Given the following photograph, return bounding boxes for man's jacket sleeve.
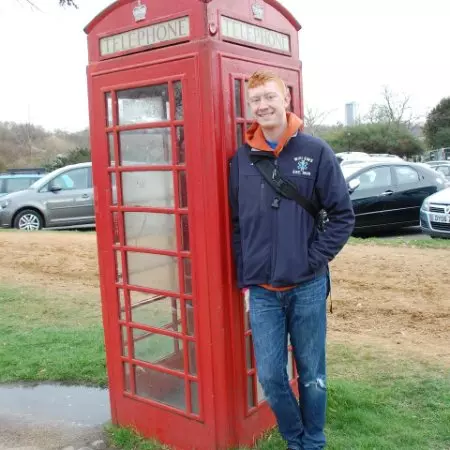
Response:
[228,154,244,287]
[308,143,355,271]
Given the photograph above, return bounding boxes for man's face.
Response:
[247,80,290,130]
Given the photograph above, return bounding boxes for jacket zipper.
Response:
[270,159,279,283]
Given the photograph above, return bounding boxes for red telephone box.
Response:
[85,1,302,448]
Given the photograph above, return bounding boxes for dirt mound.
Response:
[1,231,449,366]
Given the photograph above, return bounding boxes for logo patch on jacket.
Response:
[293,156,313,176]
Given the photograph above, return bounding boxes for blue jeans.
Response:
[249,274,328,450]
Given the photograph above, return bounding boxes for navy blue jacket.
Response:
[229,133,355,288]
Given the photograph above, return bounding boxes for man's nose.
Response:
[258,97,270,109]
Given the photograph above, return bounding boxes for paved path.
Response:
[0,384,113,450]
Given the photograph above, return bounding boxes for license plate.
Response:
[432,214,450,223]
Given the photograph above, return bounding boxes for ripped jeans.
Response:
[249,274,328,450]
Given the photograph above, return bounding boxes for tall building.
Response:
[345,102,357,126]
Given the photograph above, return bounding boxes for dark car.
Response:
[341,161,447,233]
[0,170,45,198]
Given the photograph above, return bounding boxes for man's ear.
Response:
[284,89,291,110]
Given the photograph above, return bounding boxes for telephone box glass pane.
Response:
[123,363,131,393]
[183,259,192,295]
[135,366,186,410]
[178,171,188,208]
[133,330,184,372]
[106,93,113,127]
[234,79,242,117]
[288,350,294,380]
[127,252,179,292]
[257,377,265,402]
[288,86,294,112]
[115,251,123,283]
[118,289,125,320]
[129,291,180,332]
[247,376,256,408]
[236,124,243,147]
[124,212,176,250]
[185,300,195,336]
[190,381,199,415]
[110,173,118,205]
[243,293,250,331]
[122,172,174,207]
[108,133,115,165]
[180,215,190,251]
[187,341,197,375]
[244,81,253,120]
[119,128,172,166]
[245,335,253,369]
[176,127,185,165]
[121,326,128,356]
[174,81,183,120]
[117,84,169,125]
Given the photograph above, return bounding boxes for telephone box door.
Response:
[221,57,302,436]
[90,56,216,448]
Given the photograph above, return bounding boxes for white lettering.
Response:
[99,17,190,57]
[220,16,290,53]
[113,35,123,53]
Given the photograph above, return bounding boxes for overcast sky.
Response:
[0,0,448,131]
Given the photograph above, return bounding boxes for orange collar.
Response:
[245,112,303,156]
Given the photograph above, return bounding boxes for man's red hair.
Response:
[247,70,287,94]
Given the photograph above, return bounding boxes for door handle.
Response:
[379,190,394,196]
[81,194,90,199]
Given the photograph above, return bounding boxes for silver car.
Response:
[0,162,94,231]
[420,187,450,238]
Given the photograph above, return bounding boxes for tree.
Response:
[23,0,78,8]
[365,86,417,128]
[303,107,334,136]
[44,147,91,171]
[323,123,424,158]
[423,97,450,149]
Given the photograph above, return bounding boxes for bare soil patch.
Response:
[1,231,448,366]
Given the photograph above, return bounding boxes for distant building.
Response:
[345,102,357,126]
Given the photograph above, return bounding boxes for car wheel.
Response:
[13,209,44,231]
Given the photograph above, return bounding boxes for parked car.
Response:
[423,161,450,187]
[342,161,446,233]
[0,162,94,231]
[0,172,44,197]
[337,152,403,166]
[369,153,403,160]
[336,152,372,165]
[420,187,450,238]
[425,160,450,167]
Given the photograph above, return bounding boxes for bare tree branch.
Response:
[22,0,41,11]
[59,0,78,8]
[20,0,78,9]
[365,86,417,128]
[304,107,334,136]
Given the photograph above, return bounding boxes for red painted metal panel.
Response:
[86,0,303,448]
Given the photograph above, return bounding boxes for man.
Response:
[228,70,355,450]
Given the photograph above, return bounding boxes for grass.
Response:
[0,283,181,386]
[1,250,449,449]
[0,284,107,386]
[106,346,450,450]
[349,236,450,249]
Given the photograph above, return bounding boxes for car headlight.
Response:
[0,199,11,209]
[422,199,430,211]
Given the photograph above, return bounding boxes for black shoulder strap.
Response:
[249,153,319,218]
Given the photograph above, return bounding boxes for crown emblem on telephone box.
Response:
[252,3,264,20]
[133,1,147,22]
